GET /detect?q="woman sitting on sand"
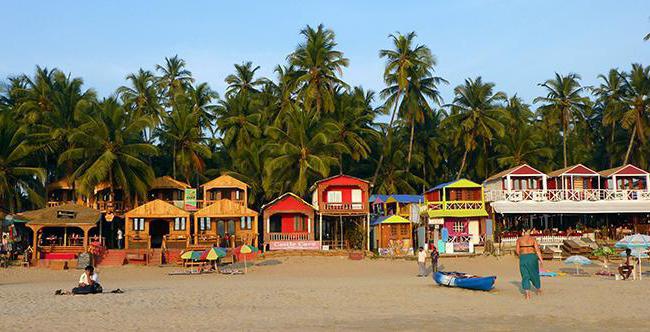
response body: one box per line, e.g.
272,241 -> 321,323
618,248 -> 634,280
516,230 -> 543,300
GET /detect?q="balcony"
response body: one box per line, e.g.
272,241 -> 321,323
321,202 -> 368,214
424,200 -> 484,211
267,232 -> 311,241
484,189 -> 650,202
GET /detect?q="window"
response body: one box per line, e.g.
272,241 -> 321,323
327,191 -> 342,203
240,216 -> 252,230
390,225 -> 397,236
133,218 -> 145,231
235,190 -> 241,200
294,215 -> 305,232
400,224 -> 409,236
351,189 -> 362,202
453,221 -> 465,233
174,217 -> 186,231
199,217 -> 211,231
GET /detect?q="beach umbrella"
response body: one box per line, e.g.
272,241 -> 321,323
234,245 -> 259,273
181,250 -> 202,261
564,255 -> 592,275
200,247 -> 227,261
615,234 -> 650,249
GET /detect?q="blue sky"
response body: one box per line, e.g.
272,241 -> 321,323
2,0 -> 649,106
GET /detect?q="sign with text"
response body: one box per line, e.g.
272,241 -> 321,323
184,189 -> 197,211
269,241 -> 320,251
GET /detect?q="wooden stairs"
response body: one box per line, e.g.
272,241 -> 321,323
97,250 -> 126,266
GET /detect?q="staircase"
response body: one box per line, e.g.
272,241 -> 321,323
97,250 -> 126,267
150,249 -> 164,266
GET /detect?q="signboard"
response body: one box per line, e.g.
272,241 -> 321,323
57,210 -> 77,219
184,189 -> 197,211
269,241 -> 320,251
428,218 -> 444,225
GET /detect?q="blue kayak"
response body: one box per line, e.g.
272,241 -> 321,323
433,271 -> 496,291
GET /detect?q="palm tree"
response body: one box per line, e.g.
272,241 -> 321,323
59,98 -> 157,207
264,108 -> 347,196
187,82 -> 219,135
156,55 -> 194,103
443,77 -> 507,179
224,61 -> 268,98
156,104 -> 211,184
117,69 -> 163,123
620,64 -> 650,164
14,66 -> 57,124
0,112 -> 46,212
288,24 -> 349,114
215,95 -> 262,150
592,69 -> 626,166
373,32 -> 434,186
533,73 -> 590,168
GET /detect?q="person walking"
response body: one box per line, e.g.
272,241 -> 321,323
430,245 -> 439,273
516,230 -> 543,300
116,228 -> 123,249
417,247 -> 427,277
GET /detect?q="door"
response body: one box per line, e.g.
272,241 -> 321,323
149,219 -> 169,248
468,219 -> 480,244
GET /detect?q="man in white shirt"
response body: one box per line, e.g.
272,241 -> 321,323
72,265 -> 102,294
117,228 -> 123,249
417,247 -> 428,277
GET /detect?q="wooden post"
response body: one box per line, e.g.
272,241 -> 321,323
319,213 -> 323,249
31,226 -> 41,262
367,213 -> 370,251
194,215 -> 199,246
83,227 -> 89,250
254,215 -> 258,247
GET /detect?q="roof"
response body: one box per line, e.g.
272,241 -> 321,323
547,164 -> 598,177
261,192 -> 315,212
201,175 -> 249,190
150,176 -> 191,190
309,174 -> 369,191
125,199 -> 190,218
369,194 -> 390,203
484,164 -> 544,183
195,199 -> 258,218
46,178 -> 74,191
425,179 -> 482,193
371,214 -> 411,226
386,195 -> 423,204
20,204 -> 100,226
599,164 -> 649,177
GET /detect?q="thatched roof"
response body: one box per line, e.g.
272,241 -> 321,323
20,203 -> 100,226
195,199 -> 258,218
201,175 -> 248,190
125,199 -> 190,219
150,176 -> 191,190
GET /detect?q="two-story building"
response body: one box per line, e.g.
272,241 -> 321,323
310,174 -> 370,250
421,179 -> 488,251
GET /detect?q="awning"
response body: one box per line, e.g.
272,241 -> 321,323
491,200 -> 650,214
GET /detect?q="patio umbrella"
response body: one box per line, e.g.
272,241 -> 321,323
615,234 -> 650,249
181,250 -> 202,261
620,249 -> 649,280
564,255 -> 592,275
200,247 -> 227,261
234,245 -> 259,273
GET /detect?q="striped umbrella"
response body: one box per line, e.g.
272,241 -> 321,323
200,247 -> 227,261
181,250 -> 202,261
615,234 -> 650,249
234,244 -> 259,273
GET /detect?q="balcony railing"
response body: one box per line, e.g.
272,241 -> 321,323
484,189 -> 650,202
323,202 -> 367,212
425,200 -> 484,211
267,232 -> 311,241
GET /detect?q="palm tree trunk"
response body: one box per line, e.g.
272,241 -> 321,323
406,116 -> 415,170
610,122 -> 616,168
456,148 -> 469,180
172,142 -> 177,179
371,90 -> 401,188
624,124 -> 637,165
562,125 -> 568,168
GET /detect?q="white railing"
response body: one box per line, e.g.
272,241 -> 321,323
323,202 -> 366,210
268,232 -> 311,241
425,201 -> 484,210
500,235 -> 584,248
485,189 -> 650,202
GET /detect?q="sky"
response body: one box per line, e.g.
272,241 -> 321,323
2,0 -> 649,108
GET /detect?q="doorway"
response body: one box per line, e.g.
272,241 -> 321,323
149,219 -> 169,248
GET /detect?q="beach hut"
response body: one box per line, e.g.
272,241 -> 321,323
371,215 -> 413,255
369,194 -> 390,216
194,199 -> 259,248
124,199 -> 191,250
547,164 -> 599,192
201,175 -> 248,208
22,204 -> 100,263
422,179 -> 488,249
483,164 -> 547,195
261,193 -> 317,251
45,178 -> 80,208
310,174 -> 370,250
599,164 -> 650,191
385,195 -> 423,222
90,182 -> 130,215
147,176 -> 191,209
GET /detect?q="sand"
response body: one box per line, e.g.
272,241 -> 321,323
1,255 -> 649,331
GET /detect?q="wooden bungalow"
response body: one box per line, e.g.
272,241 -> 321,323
483,164 -> 547,192
547,164 -> 599,190
370,215 -> 413,255
261,193 -> 317,251
422,179 -> 488,247
385,195 -> 423,222
22,204 -> 100,262
124,199 -> 191,250
599,164 -> 650,191
46,178 -> 79,207
201,175 -> 248,208
310,174 -> 370,250
148,176 -> 191,209
194,199 -> 259,248
90,182 -> 130,215
369,194 -> 390,216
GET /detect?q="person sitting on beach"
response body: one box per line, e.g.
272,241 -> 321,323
516,230 -> 543,300
72,265 -> 102,294
618,248 -> 634,280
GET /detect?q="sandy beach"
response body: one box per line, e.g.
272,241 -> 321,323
1,256 -> 648,331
